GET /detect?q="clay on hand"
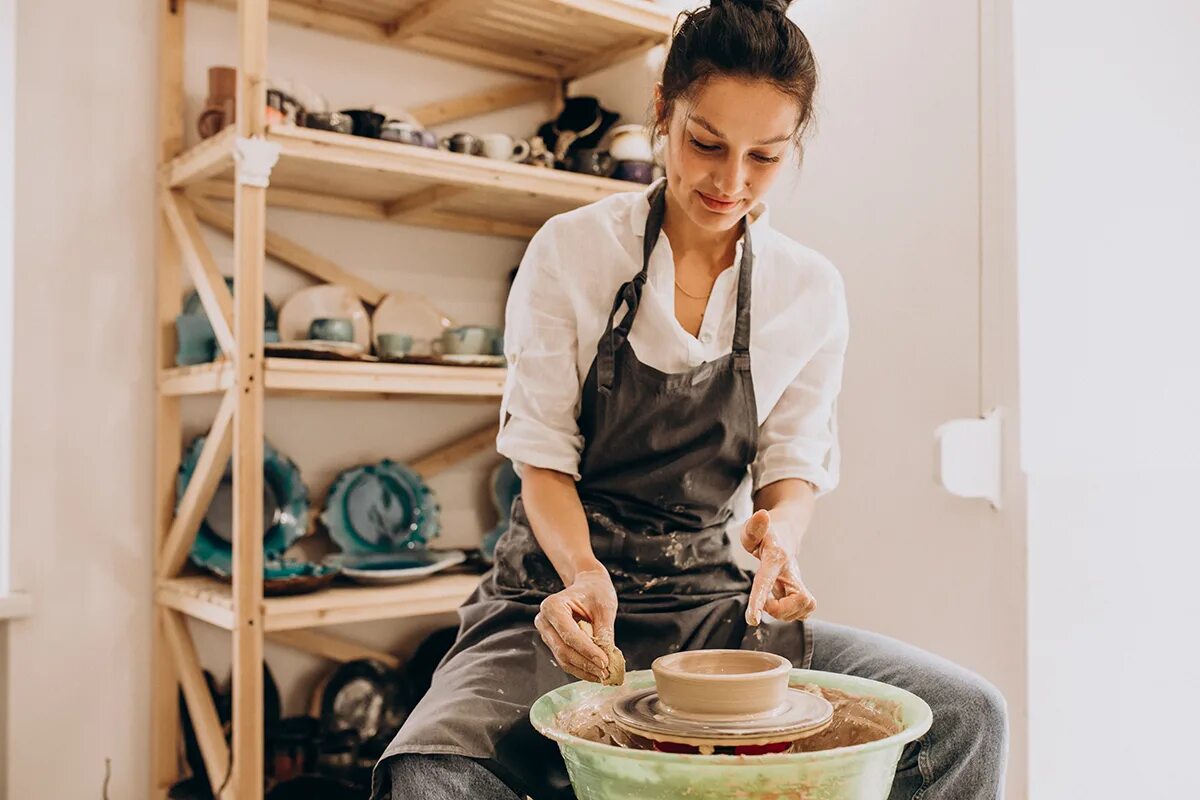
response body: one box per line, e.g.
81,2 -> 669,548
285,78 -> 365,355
578,619 -> 626,686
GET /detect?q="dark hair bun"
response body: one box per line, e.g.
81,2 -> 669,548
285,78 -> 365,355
712,0 -> 792,14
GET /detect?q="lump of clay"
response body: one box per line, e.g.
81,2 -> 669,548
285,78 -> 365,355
578,619 -> 626,686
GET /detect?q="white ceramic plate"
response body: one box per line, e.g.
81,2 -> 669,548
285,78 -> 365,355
438,354 -> 506,367
278,284 -> 371,348
325,549 -> 467,586
371,291 -> 453,355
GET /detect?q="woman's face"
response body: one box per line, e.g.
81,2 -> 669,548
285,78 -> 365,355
655,76 -> 800,234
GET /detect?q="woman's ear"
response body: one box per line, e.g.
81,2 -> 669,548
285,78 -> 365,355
652,83 -> 666,135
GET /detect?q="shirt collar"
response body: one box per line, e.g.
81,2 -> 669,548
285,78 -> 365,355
630,176 -> 772,245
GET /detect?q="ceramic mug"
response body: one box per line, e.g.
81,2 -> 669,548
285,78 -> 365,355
308,317 -> 355,343
341,109 -> 385,138
380,120 -> 424,146
613,159 -> 655,184
435,325 -> 500,356
376,332 -> 415,359
478,133 -> 532,162
439,132 -> 481,155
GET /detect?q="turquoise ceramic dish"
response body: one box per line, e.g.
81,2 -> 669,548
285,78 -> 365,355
320,459 -> 440,554
175,278 -> 280,365
531,669 -> 933,800
481,459 -> 520,562
178,435 -> 310,576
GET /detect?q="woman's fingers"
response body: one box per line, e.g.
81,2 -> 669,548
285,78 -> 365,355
740,509 -> 772,556
534,612 -> 605,682
746,544 -> 787,626
763,587 -> 816,621
540,596 -> 609,669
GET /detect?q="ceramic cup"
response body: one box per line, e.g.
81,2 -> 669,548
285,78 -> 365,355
439,132 -> 481,155
651,650 -> 791,719
376,332 -> 415,358
419,130 -> 438,149
478,133 -> 532,162
340,109 -> 385,139
380,120 -> 424,146
435,325 -> 500,356
613,159 -> 655,184
308,317 -> 355,343
570,148 -> 615,177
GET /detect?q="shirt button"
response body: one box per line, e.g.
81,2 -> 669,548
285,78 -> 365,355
700,331 -> 713,344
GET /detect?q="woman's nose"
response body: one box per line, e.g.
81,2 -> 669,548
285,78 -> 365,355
711,156 -> 746,197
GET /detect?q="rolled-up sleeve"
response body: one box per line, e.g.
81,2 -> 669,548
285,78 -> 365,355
496,220 -> 585,479
750,276 -> 849,497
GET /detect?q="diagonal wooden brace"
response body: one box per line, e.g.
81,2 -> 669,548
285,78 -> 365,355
268,629 -> 401,670
160,189 -> 236,355
160,608 -> 232,799
159,388 -> 237,579
186,194 -> 386,307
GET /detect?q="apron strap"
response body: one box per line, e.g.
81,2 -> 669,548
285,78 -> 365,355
599,180 -> 757,389
731,216 -> 754,371
598,181 -> 668,395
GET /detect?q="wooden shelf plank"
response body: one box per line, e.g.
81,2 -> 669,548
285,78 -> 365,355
160,358 -> 506,398
169,124 -> 644,238
157,572 -> 481,632
192,0 -> 675,79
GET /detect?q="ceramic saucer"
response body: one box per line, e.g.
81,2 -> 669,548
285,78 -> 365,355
266,340 -> 368,359
277,284 -> 371,348
323,550 -> 466,586
611,687 -> 834,748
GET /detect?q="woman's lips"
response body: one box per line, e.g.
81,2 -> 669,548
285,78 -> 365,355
698,191 -> 739,212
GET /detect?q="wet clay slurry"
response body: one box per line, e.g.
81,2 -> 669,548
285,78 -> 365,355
559,683 -> 902,754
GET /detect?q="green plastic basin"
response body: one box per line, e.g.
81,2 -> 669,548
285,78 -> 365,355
530,669 -> 932,800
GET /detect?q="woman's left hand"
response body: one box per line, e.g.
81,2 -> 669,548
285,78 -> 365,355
741,509 -> 817,625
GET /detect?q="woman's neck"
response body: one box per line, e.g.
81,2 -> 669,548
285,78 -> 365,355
661,184 -> 743,275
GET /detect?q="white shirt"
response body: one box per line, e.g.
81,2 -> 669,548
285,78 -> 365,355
496,177 -> 849,499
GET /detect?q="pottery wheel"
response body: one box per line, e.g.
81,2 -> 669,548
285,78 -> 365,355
612,688 -> 835,747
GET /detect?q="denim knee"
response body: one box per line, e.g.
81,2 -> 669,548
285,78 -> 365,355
384,752 -> 520,800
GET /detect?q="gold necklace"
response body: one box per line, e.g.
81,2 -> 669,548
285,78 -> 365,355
674,280 -> 711,300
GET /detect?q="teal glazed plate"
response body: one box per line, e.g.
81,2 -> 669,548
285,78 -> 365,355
481,459 -> 521,562
320,459 -> 440,554
183,276 -> 280,331
178,435 -> 310,576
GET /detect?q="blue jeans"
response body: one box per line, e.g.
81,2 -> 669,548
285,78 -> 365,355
383,618 -> 1009,799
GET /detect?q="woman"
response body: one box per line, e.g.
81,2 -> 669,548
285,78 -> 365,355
373,1 -> 1008,798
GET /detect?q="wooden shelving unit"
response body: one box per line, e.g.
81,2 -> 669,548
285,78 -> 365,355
152,1 -> 672,797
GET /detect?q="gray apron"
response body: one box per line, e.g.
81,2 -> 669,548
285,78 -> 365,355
373,180 -> 812,800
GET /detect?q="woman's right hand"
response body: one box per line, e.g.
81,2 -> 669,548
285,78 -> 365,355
534,563 -> 618,683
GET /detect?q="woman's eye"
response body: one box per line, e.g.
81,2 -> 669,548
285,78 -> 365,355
689,137 -> 720,152
752,153 -> 782,164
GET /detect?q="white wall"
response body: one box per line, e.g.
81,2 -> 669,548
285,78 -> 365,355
1014,1 -> 1200,796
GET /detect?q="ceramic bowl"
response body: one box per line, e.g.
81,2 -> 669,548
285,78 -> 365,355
308,317 -> 355,343
437,325 -> 500,356
651,650 -> 791,718
531,669 -> 933,800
